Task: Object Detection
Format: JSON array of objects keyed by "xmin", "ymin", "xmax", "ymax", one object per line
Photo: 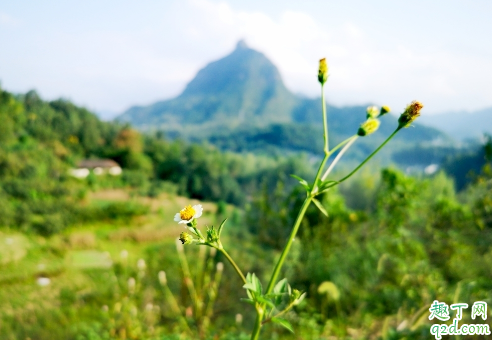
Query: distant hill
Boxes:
[
  {"xmin": 118, "ymin": 40, "xmax": 296, "ymax": 131},
  {"xmin": 118, "ymin": 40, "xmax": 450, "ymax": 166},
  {"xmin": 419, "ymin": 107, "xmax": 492, "ymax": 141}
]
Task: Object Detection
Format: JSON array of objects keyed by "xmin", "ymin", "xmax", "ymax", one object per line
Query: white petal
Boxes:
[
  {"xmin": 178, "ymin": 220, "xmax": 189, "ymax": 224},
  {"xmin": 174, "ymin": 213, "xmax": 182, "ymax": 222},
  {"xmin": 193, "ymin": 204, "xmax": 203, "ymax": 218}
]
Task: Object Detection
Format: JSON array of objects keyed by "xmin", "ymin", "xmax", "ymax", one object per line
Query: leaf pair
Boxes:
[
  {"xmin": 243, "ymin": 276, "xmax": 305, "ymax": 333},
  {"xmin": 317, "ymin": 179, "xmax": 338, "ymax": 194},
  {"xmin": 242, "ymin": 273, "xmax": 263, "ymax": 306},
  {"xmin": 290, "ymin": 174, "xmax": 311, "ymax": 192},
  {"xmin": 291, "ymin": 174, "xmax": 338, "ymax": 197}
]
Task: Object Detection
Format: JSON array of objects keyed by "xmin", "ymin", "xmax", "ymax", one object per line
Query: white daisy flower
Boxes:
[{"xmin": 174, "ymin": 204, "xmax": 203, "ymax": 225}]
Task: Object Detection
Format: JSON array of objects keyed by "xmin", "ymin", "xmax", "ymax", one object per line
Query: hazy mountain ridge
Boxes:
[
  {"xmin": 118, "ymin": 40, "xmax": 450, "ymax": 166},
  {"xmin": 419, "ymin": 107, "xmax": 492, "ymax": 141},
  {"xmin": 119, "ymin": 40, "xmax": 296, "ymax": 130}
]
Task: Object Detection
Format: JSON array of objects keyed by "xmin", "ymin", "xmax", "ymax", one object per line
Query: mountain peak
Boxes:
[
  {"xmin": 118, "ymin": 42, "xmax": 295, "ymax": 128},
  {"xmin": 235, "ymin": 39, "xmax": 249, "ymax": 50},
  {"xmin": 179, "ymin": 40, "xmax": 289, "ymax": 101}
]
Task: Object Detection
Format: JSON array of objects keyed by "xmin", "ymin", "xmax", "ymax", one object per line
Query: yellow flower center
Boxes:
[{"xmin": 180, "ymin": 205, "xmax": 195, "ymax": 221}]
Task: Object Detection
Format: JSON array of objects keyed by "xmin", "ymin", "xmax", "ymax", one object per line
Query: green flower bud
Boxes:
[
  {"xmin": 179, "ymin": 232, "xmax": 193, "ymax": 245},
  {"xmin": 398, "ymin": 101, "xmax": 423, "ymax": 128},
  {"xmin": 357, "ymin": 118, "xmax": 380, "ymax": 136},
  {"xmin": 380, "ymin": 105, "xmax": 391, "ymax": 116},
  {"xmin": 206, "ymin": 226, "xmax": 219, "ymax": 244},
  {"xmin": 290, "ymin": 289, "xmax": 306, "ymax": 305},
  {"xmin": 318, "ymin": 58, "xmax": 329, "ymax": 85},
  {"xmin": 291, "ymin": 289, "xmax": 301, "ymax": 301},
  {"xmin": 366, "ymin": 106, "xmax": 379, "ymax": 119}
]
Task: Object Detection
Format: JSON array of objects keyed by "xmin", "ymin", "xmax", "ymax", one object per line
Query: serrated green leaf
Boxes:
[
  {"xmin": 313, "ymin": 198, "xmax": 328, "ymax": 217},
  {"xmin": 246, "ymin": 289, "xmax": 253, "ymax": 299},
  {"xmin": 253, "ymin": 274, "xmax": 263, "ymax": 295},
  {"xmin": 240, "ymin": 298, "xmax": 255, "ymax": 306},
  {"xmin": 257, "ymin": 296, "xmax": 275, "ymax": 309},
  {"xmin": 271, "ymin": 317, "xmax": 294, "ymax": 333},
  {"xmin": 243, "ymin": 283, "xmax": 257, "ymax": 291},
  {"xmin": 246, "ymin": 272, "xmax": 252, "ymax": 282},
  {"xmin": 217, "ymin": 218, "xmax": 227, "ymax": 238},
  {"xmin": 273, "ymin": 278, "xmax": 288, "ymax": 294}
]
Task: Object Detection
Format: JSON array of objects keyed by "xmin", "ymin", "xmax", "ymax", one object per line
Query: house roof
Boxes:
[{"xmin": 77, "ymin": 159, "xmax": 120, "ymax": 169}]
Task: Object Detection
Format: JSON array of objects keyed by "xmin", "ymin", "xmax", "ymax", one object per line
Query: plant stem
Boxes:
[
  {"xmin": 325, "ymin": 128, "xmax": 401, "ymax": 190},
  {"xmin": 322, "ymin": 84, "xmax": 329, "ymax": 154},
  {"xmin": 176, "ymin": 241, "xmax": 198, "ymax": 306},
  {"xmin": 250, "ymin": 197, "xmax": 311, "ymax": 339},
  {"xmin": 321, "ymin": 136, "xmax": 358, "ymax": 181},
  {"xmin": 265, "ymin": 197, "xmax": 313, "ymax": 294},
  {"xmin": 312, "ymin": 85, "xmax": 329, "ymax": 192},
  {"xmin": 161, "ymin": 284, "xmax": 193, "ymax": 334},
  {"xmin": 218, "ymin": 247, "xmax": 247, "ymax": 284},
  {"xmin": 251, "ymin": 309, "xmax": 264, "ymax": 340}
]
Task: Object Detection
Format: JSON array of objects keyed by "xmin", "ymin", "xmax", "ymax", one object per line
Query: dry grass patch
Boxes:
[
  {"xmin": 108, "ymin": 226, "xmax": 177, "ymax": 243},
  {"xmin": 67, "ymin": 232, "xmax": 96, "ymax": 249}
]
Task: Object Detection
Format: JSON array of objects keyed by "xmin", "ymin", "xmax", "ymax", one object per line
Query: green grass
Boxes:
[
  {"xmin": 68, "ymin": 250, "xmax": 113, "ymax": 269},
  {"xmin": 0, "ymin": 233, "xmax": 30, "ymax": 265},
  {"xmin": 0, "ymin": 189, "xmax": 223, "ymax": 338}
]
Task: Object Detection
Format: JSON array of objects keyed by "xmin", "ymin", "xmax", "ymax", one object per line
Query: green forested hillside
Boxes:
[
  {"xmin": 2, "ymin": 85, "xmax": 492, "ymax": 340},
  {"xmin": 0, "ymin": 87, "xmax": 315, "ymax": 234}
]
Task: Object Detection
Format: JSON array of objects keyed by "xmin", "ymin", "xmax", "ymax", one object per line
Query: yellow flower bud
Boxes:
[
  {"xmin": 179, "ymin": 232, "xmax": 193, "ymax": 245},
  {"xmin": 366, "ymin": 106, "xmax": 379, "ymax": 119},
  {"xmin": 398, "ymin": 101, "xmax": 423, "ymax": 128},
  {"xmin": 380, "ymin": 105, "xmax": 391, "ymax": 116},
  {"xmin": 357, "ymin": 118, "xmax": 380, "ymax": 136},
  {"xmin": 318, "ymin": 58, "xmax": 329, "ymax": 85}
]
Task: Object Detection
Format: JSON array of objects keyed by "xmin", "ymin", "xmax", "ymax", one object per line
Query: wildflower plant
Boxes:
[{"xmin": 174, "ymin": 58, "xmax": 424, "ymax": 339}]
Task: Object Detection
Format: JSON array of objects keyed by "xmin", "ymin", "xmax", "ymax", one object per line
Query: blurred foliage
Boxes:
[
  {"xmin": 442, "ymin": 134, "xmax": 492, "ymax": 190},
  {"xmin": 0, "ymin": 88, "xmax": 317, "ymax": 234},
  {"xmin": 244, "ymin": 148, "xmax": 492, "ymax": 339},
  {"xmin": 1, "ymin": 88, "xmax": 492, "ymax": 339}
]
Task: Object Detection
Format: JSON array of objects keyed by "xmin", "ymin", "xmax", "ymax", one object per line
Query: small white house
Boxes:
[{"xmin": 69, "ymin": 159, "xmax": 122, "ymax": 178}]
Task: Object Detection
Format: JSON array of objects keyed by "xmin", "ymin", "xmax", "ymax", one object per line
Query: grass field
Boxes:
[{"xmin": 0, "ymin": 189, "xmax": 232, "ymax": 339}]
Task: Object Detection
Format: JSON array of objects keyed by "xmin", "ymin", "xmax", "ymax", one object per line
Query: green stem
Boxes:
[
  {"xmin": 265, "ymin": 197, "xmax": 312, "ymax": 294},
  {"xmin": 161, "ymin": 284, "xmax": 193, "ymax": 334},
  {"xmin": 327, "ymin": 128, "xmax": 401, "ymax": 190},
  {"xmin": 322, "ymin": 84, "xmax": 329, "ymax": 154},
  {"xmin": 312, "ymin": 135, "xmax": 355, "ymax": 194},
  {"xmin": 312, "ymin": 85, "xmax": 329, "ymax": 192},
  {"xmin": 202, "ymin": 261, "xmax": 224, "ymax": 333},
  {"xmin": 321, "ymin": 136, "xmax": 359, "ymax": 181},
  {"xmin": 251, "ymin": 309, "xmax": 264, "ymax": 340},
  {"xmin": 218, "ymin": 247, "xmax": 247, "ymax": 284},
  {"xmin": 253, "ymin": 185, "xmax": 313, "ymax": 339},
  {"xmin": 176, "ymin": 241, "xmax": 198, "ymax": 306}
]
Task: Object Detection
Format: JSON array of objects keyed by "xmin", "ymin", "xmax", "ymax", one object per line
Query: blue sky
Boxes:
[{"xmin": 1, "ymin": 0, "xmax": 491, "ymax": 118}]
